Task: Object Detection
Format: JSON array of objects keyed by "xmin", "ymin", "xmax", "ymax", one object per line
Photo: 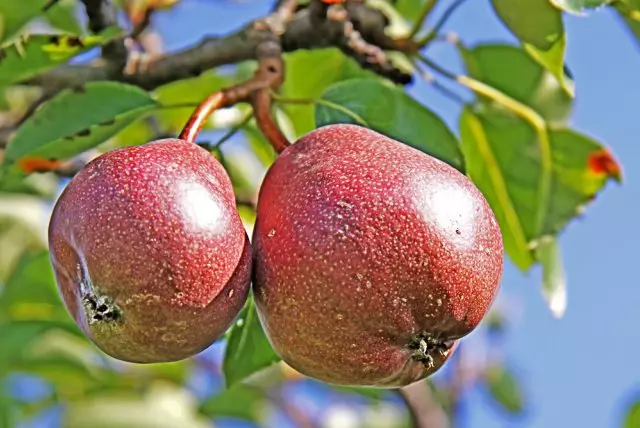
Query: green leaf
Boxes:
[
  {"xmin": 459, "ymin": 108, "xmax": 619, "ymax": 271},
  {"xmin": 551, "ymin": 0, "xmax": 614, "ymax": 14},
  {"xmin": 222, "ymin": 296, "xmax": 281, "ymax": 388},
  {"xmin": 315, "ymin": 78, "xmax": 464, "ymax": 171},
  {"xmin": 335, "ymin": 386, "xmax": 388, "ymax": 400},
  {"xmin": 44, "ymin": 0, "xmax": 84, "ymax": 35},
  {"xmin": 490, "ymin": 0, "xmax": 573, "ymax": 95},
  {"xmin": 3, "ymin": 82, "xmax": 158, "ymax": 167},
  {"xmin": 535, "ymin": 236, "xmax": 567, "ymax": 318},
  {"xmin": 199, "ymin": 385, "xmax": 264, "ymax": 420},
  {"xmin": 0, "ymin": 1, "xmax": 50, "ymax": 42},
  {"xmin": 484, "ymin": 364, "xmax": 525, "ymax": 414},
  {"xmin": 281, "ymin": 49, "xmax": 373, "ymax": 136},
  {"xmin": 625, "ymin": 400, "xmax": 640, "ymax": 428},
  {"xmin": 491, "ymin": 0, "xmax": 563, "ymax": 50},
  {"xmin": 0, "ymin": 213, "xmax": 44, "ymax": 281},
  {"xmin": 0, "ymin": 28, "xmax": 122, "ymax": 90},
  {"xmin": 459, "ymin": 43, "xmax": 573, "ymax": 124}
]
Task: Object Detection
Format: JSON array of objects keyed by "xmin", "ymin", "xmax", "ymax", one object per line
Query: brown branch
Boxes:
[
  {"xmin": 398, "ymin": 381, "xmax": 450, "ymax": 428},
  {"xmin": 180, "ymin": 40, "xmax": 288, "ymax": 152},
  {"xmin": 25, "ymin": 1, "xmax": 412, "ymax": 92},
  {"xmin": 80, "ymin": 0, "xmax": 128, "ymax": 65}
]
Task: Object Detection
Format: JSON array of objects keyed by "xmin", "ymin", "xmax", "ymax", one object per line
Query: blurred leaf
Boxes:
[
  {"xmin": 394, "ymin": 0, "xmax": 429, "ymax": 22},
  {"xmin": 459, "ymin": 43, "xmax": 573, "ymax": 124},
  {"xmin": 3, "ymin": 82, "xmax": 158, "ymax": 168},
  {"xmin": 223, "ymin": 296, "xmax": 280, "ymax": 389},
  {"xmin": 616, "ymin": 0, "xmax": 640, "ymax": 47},
  {"xmin": 243, "ymin": 123, "xmax": 277, "ymax": 167},
  {"xmin": 0, "ymin": 250, "xmax": 67, "ymax": 322},
  {"xmin": 64, "ymin": 384, "xmax": 211, "ymax": 428},
  {"xmin": 551, "ymin": 0, "xmax": 614, "ymax": 14},
  {"xmin": 0, "ymin": 1, "xmax": 55, "ymax": 42},
  {"xmin": 315, "ymin": 78, "xmax": 464, "ymax": 171},
  {"xmin": 490, "ymin": 0, "xmax": 573, "ymax": 95},
  {"xmin": 282, "ymin": 48, "xmax": 373, "ymax": 136},
  {"xmin": 491, "ymin": 0, "xmax": 562, "ymax": 50},
  {"xmin": 0, "ymin": 214, "xmax": 44, "ymax": 281},
  {"xmin": 625, "ymin": 399, "xmax": 640, "ymax": 428},
  {"xmin": 45, "ymin": 0, "xmax": 83, "ymax": 35},
  {"xmin": 0, "ymin": 384, "xmax": 14, "ymax": 428},
  {"xmin": 0, "ymin": 320, "xmax": 81, "ymax": 369},
  {"xmin": 484, "ymin": 364, "xmax": 525, "ymax": 414},
  {"xmin": 153, "ymin": 71, "xmax": 231, "ymax": 133},
  {"xmin": 459, "ymin": 108, "xmax": 620, "ymax": 270},
  {"xmin": 199, "ymin": 385, "xmax": 264, "ymax": 420},
  {"xmin": 0, "ymin": 28, "xmax": 122, "ymax": 90},
  {"xmin": 535, "ymin": 236, "xmax": 567, "ymax": 318}
]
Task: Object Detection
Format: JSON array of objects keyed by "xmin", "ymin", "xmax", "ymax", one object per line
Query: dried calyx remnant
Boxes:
[
  {"xmin": 409, "ymin": 332, "xmax": 451, "ymax": 368},
  {"xmin": 82, "ymin": 292, "xmax": 123, "ymax": 325}
]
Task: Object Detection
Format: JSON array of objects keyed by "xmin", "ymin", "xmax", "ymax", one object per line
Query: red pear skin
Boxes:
[
  {"xmin": 48, "ymin": 139, "xmax": 251, "ymax": 363},
  {"xmin": 252, "ymin": 124, "xmax": 503, "ymax": 387}
]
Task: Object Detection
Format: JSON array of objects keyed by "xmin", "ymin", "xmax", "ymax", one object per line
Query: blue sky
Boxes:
[{"xmin": 151, "ymin": 1, "xmax": 640, "ymax": 427}]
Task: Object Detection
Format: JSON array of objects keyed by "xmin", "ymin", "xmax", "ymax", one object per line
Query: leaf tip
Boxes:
[{"xmin": 588, "ymin": 149, "xmax": 623, "ymax": 183}]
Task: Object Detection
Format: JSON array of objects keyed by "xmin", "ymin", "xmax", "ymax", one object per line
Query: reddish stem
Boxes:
[
  {"xmin": 252, "ymin": 89, "xmax": 290, "ymax": 153},
  {"xmin": 179, "ymin": 92, "xmax": 226, "ymax": 143}
]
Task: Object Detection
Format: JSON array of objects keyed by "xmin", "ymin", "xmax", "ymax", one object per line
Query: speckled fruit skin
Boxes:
[
  {"xmin": 48, "ymin": 138, "xmax": 251, "ymax": 363},
  {"xmin": 252, "ymin": 124, "xmax": 503, "ymax": 388}
]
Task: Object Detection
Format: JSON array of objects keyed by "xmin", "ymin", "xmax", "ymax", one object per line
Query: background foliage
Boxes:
[{"xmin": 0, "ymin": 0, "xmax": 637, "ymax": 427}]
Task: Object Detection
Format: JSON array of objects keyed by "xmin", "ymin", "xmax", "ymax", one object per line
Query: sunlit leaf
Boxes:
[
  {"xmin": 535, "ymin": 236, "xmax": 567, "ymax": 318},
  {"xmin": 490, "ymin": 0, "xmax": 573, "ymax": 95},
  {"xmin": 222, "ymin": 296, "xmax": 280, "ymax": 389},
  {"xmin": 616, "ymin": 0, "xmax": 640, "ymax": 47},
  {"xmin": 484, "ymin": 364, "xmax": 526, "ymax": 414},
  {"xmin": 64, "ymin": 384, "xmax": 211, "ymax": 428},
  {"xmin": 459, "ymin": 108, "xmax": 620, "ymax": 270},
  {"xmin": 3, "ymin": 82, "xmax": 158, "ymax": 169},
  {"xmin": 315, "ymin": 78, "xmax": 464, "ymax": 171},
  {"xmin": 459, "ymin": 43, "xmax": 573, "ymax": 124},
  {"xmin": 551, "ymin": 0, "xmax": 614, "ymax": 14},
  {"xmin": 0, "ymin": 214, "xmax": 44, "ymax": 281},
  {"xmin": 0, "ymin": 28, "xmax": 122, "ymax": 90},
  {"xmin": 281, "ymin": 48, "xmax": 374, "ymax": 136}
]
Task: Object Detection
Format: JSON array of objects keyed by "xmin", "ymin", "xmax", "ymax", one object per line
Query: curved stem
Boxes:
[
  {"xmin": 252, "ymin": 89, "xmax": 290, "ymax": 153},
  {"xmin": 417, "ymin": 0, "xmax": 468, "ymax": 48},
  {"xmin": 179, "ymin": 92, "xmax": 226, "ymax": 143}
]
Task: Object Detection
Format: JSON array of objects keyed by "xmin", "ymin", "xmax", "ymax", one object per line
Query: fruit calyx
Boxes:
[
  {"xmin": 77, "ymin": 264, "xmax": 124, "ymax": 326},
  {"xmin": 408, "ymin": 332, "xmax": 454, "ymax": 369}
]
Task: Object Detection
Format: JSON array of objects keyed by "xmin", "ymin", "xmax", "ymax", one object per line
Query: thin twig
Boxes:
[
  {"xmin": 418, "ymin": 0, "xmax": 468, "ymax": 48},
  {"xmin": 397, "ymin": 381, "xmax": 450, "ymax": 428}
]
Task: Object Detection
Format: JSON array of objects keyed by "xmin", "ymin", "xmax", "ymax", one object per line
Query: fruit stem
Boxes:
[
  {"xmin": 179, "ymin": 92, "xmax": 227, "ymax": 143},
  {"xmin": 252, "ymin": 88, "xmax": 290, "ymax": 153}
]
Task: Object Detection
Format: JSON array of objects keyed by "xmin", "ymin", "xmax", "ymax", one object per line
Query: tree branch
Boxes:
[
  {"xmin": 25, "ymin": 1, "xmax": 412, "ymax": 92},
  {"xmin": 398, "ymin": 381, "xmax": 450, "ymax": 428},
  {"xmin": 80, "ymin": 0, "xmax": 128, "ymax": 65}
]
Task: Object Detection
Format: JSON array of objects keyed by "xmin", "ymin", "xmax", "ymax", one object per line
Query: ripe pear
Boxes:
[
  {"xmin": 252, "ymin": 124, "xmax": 503, "ymax": 387},
  {"xmin": 48, "ymin": 139, "xmax": 251, "ymax": 363}
]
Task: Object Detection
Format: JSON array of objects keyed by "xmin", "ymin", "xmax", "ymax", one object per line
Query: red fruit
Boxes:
[
  {"xmin": 48, "ymin": 139, "xmax": 251, "ymax": 363},
  {"xmin": 252, "ymin": 124, "xmax": 503, "ymax": 387}
]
